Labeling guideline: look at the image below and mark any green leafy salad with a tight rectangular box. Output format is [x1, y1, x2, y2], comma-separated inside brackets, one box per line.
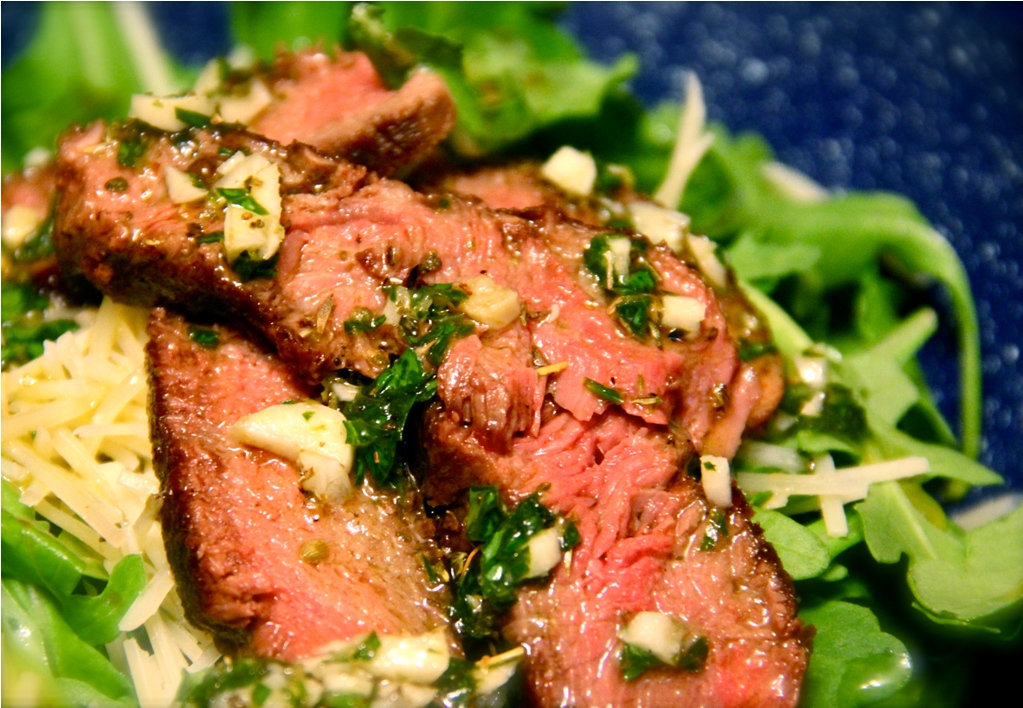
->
[2, 3, 1021, 707]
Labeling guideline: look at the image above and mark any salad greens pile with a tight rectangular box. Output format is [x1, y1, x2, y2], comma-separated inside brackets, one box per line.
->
[2, 3, 1020, 707]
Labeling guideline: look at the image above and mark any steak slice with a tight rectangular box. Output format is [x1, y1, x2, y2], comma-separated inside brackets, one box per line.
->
[147, 309, 452, 660]
[426, 160, 787, 433]
[250, 49, 456, 175]
[422, 405, 811, 708]
[54, 124, 758, 455]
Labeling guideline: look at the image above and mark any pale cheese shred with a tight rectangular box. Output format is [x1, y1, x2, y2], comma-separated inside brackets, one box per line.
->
[1, 296, 220, 706]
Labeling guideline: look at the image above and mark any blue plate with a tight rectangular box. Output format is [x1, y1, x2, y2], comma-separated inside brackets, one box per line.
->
[3, 2, 1020, 498]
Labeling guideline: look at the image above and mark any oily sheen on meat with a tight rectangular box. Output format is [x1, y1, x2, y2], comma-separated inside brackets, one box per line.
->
[50, 49, 811, 706]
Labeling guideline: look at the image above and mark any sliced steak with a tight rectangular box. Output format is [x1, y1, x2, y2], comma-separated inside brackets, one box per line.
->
[422, 405, 810, 708]
[147, 309, 452, 660]
[428, 161, 787, 434]
[250, 49, 456, 175]
[54, 125, 759, 454]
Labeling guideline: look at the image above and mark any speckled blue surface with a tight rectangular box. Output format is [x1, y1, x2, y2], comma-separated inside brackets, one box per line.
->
[3, 2, 1020, 496]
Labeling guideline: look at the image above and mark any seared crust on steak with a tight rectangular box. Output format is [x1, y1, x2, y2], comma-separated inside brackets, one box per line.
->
[147, 309, 453, 660]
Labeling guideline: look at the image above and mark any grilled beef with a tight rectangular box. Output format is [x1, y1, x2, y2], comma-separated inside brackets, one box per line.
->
[422, 405, 810, 708]
[250, 49, 456, 175]
[426, 160, 787, 432]
[55, 116, 808, 703]
[147, 309, 452, 660]
[54, 125, 753, 455]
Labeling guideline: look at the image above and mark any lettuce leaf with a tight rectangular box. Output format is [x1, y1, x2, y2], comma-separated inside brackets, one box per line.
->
[230, 1, 353, 57]
[2, 579, 138, 708]
[859, 481, 1023, 633]
[682, 130, 981, 459]
[347, 2, 637, 156]
[799, 599, 912, 708]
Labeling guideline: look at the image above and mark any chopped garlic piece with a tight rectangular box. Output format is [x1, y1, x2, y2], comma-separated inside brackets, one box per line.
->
[460, 274, 521, 330]
[2, 204, 45, 249]
[163, 166, 207, 204]
[129, 93, 215, 132]
[700, 455, 732, 507]
[232, 402, 354, 502]
[606, 236, 632, 284]
[685, 234, 729, 289]
[369, 630, 450, 684]
[660, 295, 706, 333]
[218, 159, 285, 262]
[218, 79, 273, 124]
[191, 59, 223, 96]
[618, 612, 685, 664]
[214, 153, 272, 187]
[629, 201, 689, 253]
[541, 146, 597, 197]
[525, 526, 563, 578]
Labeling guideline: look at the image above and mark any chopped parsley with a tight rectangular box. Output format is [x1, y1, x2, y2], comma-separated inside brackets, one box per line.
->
[174, 107, 212, 128]
[451, 486, 578, 642]
[583, 377, 624, 404]
[216, 187, 268, 215]
[619, 635, 709, 681]
[583, 234, 660, 339]
[196, 230, 224, 244]
[232, 251, 278, 282]
[187, 326, 219, 349]
[117, 137, 146, 168]
[342, 348, 437, 488]
[699, 507, 729, 551]
[391, 283, 475, 366]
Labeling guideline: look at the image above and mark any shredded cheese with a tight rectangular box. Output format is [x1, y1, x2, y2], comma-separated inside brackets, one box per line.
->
[1, 297, 220, 704]
[736, 456, 931, 514]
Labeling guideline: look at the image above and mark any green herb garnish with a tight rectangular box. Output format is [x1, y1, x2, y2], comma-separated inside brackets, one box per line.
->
[216, 187, 268, 215]
[342, 348, 437, 488]
[452, 487, 570, 642]
[583, 377, 624, 405]
[187, 326, 219, 349]
[174, 107, 211, 128]
[232, 251, 278, 282]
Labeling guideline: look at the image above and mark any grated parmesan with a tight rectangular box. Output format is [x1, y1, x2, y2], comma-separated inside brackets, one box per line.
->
[1, 296, 220, 705]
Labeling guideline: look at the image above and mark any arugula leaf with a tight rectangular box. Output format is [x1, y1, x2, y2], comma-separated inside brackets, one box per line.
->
[2, 579, 137, 708]
[752, 507, 831, 581]
[859, 481, 1023, 633]
[62, 555, 147, 646]
[348, 2, 637, 156]
[798, 599, 913, 708]
[230, 1, 352, 59]
[1, 486, 96, 601]
[683, 130, 981, 458]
